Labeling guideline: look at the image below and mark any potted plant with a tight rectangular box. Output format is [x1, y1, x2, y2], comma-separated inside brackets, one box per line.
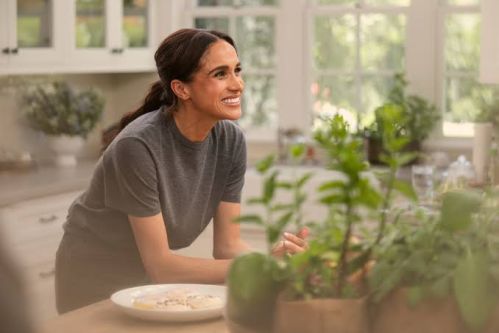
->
[364, 73, 440, 165]
[369, 187, 499, 333]
[21, 80, 104, 167]
[226, 111, 415, 333]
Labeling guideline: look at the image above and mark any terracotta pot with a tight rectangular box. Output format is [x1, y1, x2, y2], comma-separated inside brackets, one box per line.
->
[482, 303, 499, 333]
[370, 288, 468, 333]
[273, 296, 369, 333]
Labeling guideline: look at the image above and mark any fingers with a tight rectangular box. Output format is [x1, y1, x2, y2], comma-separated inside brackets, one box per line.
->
[283, 232, 306, 248]
[296, 226, 310, 239]
[281, 239, 305, 255]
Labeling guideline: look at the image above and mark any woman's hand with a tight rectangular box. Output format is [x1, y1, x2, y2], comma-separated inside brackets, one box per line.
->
[271, 227, 309, 257]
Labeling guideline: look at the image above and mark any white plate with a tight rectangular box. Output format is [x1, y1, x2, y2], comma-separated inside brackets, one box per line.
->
[110, 284, 226, 322]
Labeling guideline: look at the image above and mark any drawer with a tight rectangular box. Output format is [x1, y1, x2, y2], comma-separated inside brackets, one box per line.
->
[2, 207, 68, 247]
[24, 260, 58, 323]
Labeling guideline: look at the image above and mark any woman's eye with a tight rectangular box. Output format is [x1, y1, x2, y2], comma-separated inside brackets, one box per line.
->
[235, 67, 242, 76]
[215, 71, 227, 78]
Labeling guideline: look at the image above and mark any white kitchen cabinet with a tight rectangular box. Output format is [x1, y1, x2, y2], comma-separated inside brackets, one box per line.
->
[0, 0, 65, 75]
[1, 0, 158, 74]
[66, 0, 157, 73]
[0, 190, 82, 324]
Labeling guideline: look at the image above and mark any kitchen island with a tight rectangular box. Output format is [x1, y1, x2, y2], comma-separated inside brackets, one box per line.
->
[39, 300, 228, 333]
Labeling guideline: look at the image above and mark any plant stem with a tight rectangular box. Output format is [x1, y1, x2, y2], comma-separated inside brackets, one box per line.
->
[375, 166, 396, 246]
[336, 194, 353, 297]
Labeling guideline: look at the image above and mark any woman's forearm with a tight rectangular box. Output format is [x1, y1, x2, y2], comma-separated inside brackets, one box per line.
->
[146, 253, 232, 284]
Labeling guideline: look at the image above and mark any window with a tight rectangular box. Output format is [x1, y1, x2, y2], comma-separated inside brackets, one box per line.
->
[187, 0, 279, 138]
[441, 0, 498, 137]
[308, 0, 409, 132]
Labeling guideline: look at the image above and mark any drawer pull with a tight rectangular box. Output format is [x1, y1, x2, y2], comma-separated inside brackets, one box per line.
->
[38, 215, 58, 224]
[39, 268, 55, 279]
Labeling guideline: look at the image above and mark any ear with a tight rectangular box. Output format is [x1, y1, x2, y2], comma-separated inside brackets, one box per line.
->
[171, 80, 191, 101]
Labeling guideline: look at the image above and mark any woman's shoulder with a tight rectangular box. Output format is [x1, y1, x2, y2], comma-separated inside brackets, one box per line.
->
[215, 120, 245, 141]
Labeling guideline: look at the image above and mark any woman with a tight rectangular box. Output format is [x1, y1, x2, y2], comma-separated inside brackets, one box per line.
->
[55, 28, 308, 313]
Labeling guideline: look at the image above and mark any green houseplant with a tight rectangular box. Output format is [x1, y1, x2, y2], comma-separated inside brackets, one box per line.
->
[364, 73, 440, 165]
[369, 188, 499, 333]
[226, 112, 415, 333]
[21, 81, 104, 166]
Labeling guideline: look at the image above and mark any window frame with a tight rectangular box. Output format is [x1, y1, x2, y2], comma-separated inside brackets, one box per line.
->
[305, 1, 410, 134]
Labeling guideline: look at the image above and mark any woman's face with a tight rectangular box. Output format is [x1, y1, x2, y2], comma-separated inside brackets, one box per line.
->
[185, 40, 244, 121]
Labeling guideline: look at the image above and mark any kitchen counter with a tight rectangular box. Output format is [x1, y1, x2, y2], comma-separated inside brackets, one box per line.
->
[39, 300, 228, 333]
[0, 159, 97, 207]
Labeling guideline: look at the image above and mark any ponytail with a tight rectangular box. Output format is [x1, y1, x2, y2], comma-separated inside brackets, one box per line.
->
[119, 80, 165, 131]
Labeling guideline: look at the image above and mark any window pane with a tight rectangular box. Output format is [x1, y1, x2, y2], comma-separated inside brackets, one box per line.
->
[240, 75, 277, 128]
[361, 75, 393, 127]
[312, 75, 358, 130]
[236, 16, 275, 69]
[17, 0, 52, 48]
[194, 17, 230, 33]
[444, 77, 499, 124]
[123, 0, 148, 48]
[76, 0, 106, 48]
[314, 15, 356, 70]
[445, 14, 480, 72]
[362, 14, 405, 71]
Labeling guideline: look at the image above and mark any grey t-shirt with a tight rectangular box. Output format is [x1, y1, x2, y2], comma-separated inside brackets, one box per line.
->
[63, 108, 246, 254]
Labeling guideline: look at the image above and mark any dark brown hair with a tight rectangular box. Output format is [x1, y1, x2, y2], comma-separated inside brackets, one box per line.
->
[117, 29, 236, 135]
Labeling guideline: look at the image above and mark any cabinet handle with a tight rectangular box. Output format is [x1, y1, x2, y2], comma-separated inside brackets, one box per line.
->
[38, 214, 58, 224]
[111, 48, 124, 54]
[39, 268, 55, 279]
[10, 48, 18, 54]
[1, 48, 9, 54]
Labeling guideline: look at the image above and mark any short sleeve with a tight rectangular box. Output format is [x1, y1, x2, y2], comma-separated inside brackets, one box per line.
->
[221, 135, 247, 203]
[102, 137, 161, 217]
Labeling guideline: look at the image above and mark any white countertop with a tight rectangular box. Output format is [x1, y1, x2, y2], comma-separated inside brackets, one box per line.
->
[0, 160, 97, 207]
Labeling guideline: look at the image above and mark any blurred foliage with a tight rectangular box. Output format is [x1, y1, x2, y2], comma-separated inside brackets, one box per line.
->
[365, 73, 440, 144]
[21, 81, 104, 138]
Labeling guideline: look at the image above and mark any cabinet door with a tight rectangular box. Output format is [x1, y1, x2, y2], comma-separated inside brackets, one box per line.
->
[69, 0, 155, 72]
[116, 0, 156, 71]
[4, 0, 64, 73]
[0, 0, 9, 68]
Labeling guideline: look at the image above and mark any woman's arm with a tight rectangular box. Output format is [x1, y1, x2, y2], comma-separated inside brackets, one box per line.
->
[213, 201, 252, 259]
[213, 201, 310, 259]
[129, 213, 230, 284]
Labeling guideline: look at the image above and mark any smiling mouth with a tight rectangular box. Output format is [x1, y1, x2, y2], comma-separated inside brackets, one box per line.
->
[221, 97, 241, 105]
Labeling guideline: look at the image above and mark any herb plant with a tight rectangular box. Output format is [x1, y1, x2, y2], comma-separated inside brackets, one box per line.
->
[22, 81, 104, 138]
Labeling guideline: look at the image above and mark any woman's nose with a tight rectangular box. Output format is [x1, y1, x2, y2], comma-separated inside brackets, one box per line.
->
[229, 75, 244, 91]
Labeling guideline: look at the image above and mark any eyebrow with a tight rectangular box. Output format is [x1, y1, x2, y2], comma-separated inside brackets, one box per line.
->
[207, 63, 241, 75]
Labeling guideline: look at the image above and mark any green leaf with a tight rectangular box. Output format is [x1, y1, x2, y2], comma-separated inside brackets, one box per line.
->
[235, 215, 263, 225]
[320, 194, 346, 205]
[453, 250, 497, 331]
[272, 203, 295, 212]
[263, 170, 279, 204]
[393, 179, 417, 201]
[396, 152, 419, 166]
[256, 155, 275, 174]
[297, 172, 313, 188]
[318, 180, 344, 192]
[290, 143, 306, 159]
[276, 181, 293, 189]
[246, 197, 265, 206]
[440, 190, 482, 232]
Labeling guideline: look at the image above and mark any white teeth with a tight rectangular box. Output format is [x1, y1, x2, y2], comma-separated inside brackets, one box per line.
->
[222, 97, 240, 105]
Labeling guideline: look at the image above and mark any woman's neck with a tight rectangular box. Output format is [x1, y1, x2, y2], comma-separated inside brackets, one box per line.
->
[171, 105, 217, 142]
